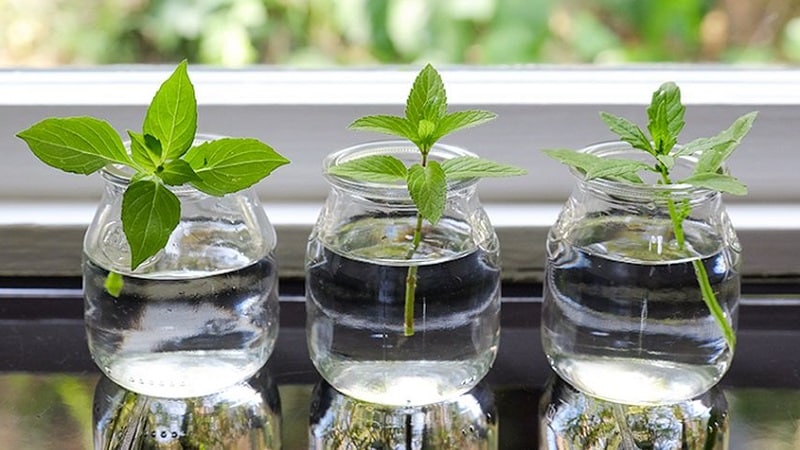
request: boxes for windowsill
[1,201,799,280]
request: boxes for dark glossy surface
[1,281,799,449]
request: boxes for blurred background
[1,0,799,67]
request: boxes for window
[1,67,798,281]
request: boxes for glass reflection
[309,380,497,449]
[93,368,281,449]
[539,376,728,449]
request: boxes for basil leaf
[17,117,130,174]
[433,110,497,142]
[104,271,124,297]
[543,148,650,183]
[441,156,527,179]
[680,173,748,195]
[693,111,758,174]
[327,155,408,183]
[127,130,158,172]
[599,111,654,155]
[121,179,181,270]
[183,138,290,196]
[143,60,197,161]
[646,81,685,155]
[158,159,201,186]
[349,115,416,141]
[407,161,446,225]
[405,63,447,123]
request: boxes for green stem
[404,215,424,336]
[658,167,736,352]
[693,258,737,350]
[403,151,429,337]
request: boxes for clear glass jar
[306,140,501,407]
[539,376,729,449]
[83,135,279,398]
[542,141,740,405]
[93,368,281,449]
[309,380,497,449]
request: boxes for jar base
[550,354,726,405]
[99,350,265,398]
[320,360,488,407]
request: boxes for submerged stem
[659,166,736,352]
[404,215,424,336]
[401,151,430,337]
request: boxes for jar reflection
[93,368,281,449]
[309,379,497,449]
[539,376,728,449]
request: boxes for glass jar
[83,135,279,398]
[306,140,501,407]
[93,368,281,449]
[542,141,740,405]
[309,379,497,449]
[539,376,729,449]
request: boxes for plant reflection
[539,376,728,449]
[309,380,497,449]
[93,368,281,449]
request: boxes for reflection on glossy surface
[93,368,281,449]
[539,376,728,449]
[309,379,497,449]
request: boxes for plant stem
[658,168,736,352]
[403,152,429,337]
[404,215,424,336]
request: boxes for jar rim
[323,139,480,195]
[574,141,721,201]
[100,133,223,195]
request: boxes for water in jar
[542,216,738,405]
[306,216,501,407]
[84,256,278,398]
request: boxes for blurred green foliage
[1,0,799,66]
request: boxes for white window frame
[1,66,798,280]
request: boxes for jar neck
[574,141,722,208]
[100,165,208,200]
[576,176,721,209]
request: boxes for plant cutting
[328,64,526,336]
[306,64,525,407]
[17,61,289,397]
[541,81,756,405]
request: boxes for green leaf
[441,156,527,179]
[599,112,654,155]
[693,111,758,174]
[543,148,650,183]
[327,155,408,183]
[432,110,496,142]
[348,115,416,141]
[143,60,197,161]
[158,159,201,186]
[417,119,436,141]
[17,117,130,174]
[121,179,181,270]
[104,271,124,297]
[127,130,158,172]
[646,82,685,155]
[405,64,447,123]
[680,173,748,195]
[656,154,675,170]
[144,134,163,159]
[407,161,446,224]
[183,138,290,196]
